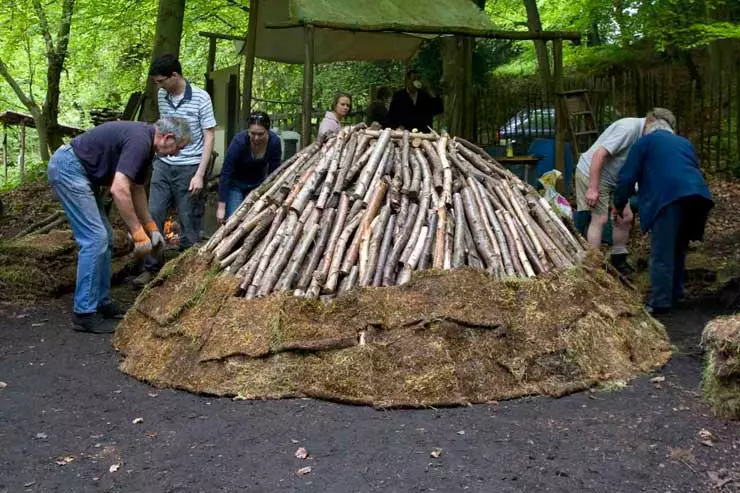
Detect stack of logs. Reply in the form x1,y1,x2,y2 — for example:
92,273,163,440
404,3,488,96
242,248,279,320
89,108,122,126
202,125,586,300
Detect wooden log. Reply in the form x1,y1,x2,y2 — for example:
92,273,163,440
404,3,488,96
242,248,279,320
421,140,444,193
362,144,391,204
364,129,437,140
494,209,524,277
353,128,391,199
400,134,412,195
444,216,453,270
343,139,375,187
315,192,350,284
372,214,396,287
225,208,276,273
526,195,578,260
529,214,572,269
360,204,390,286
31,216,67,235
432,206,447,269
418,211,437,270
297,208,335,290
345,180,387,275
400,156,431,264
538,196,583,253
468,178,503,275
257,208,310,296
332,132,359,194
317,131,346,208
451,193,467,268
325,214,362,293
513,218,546,275
462,217,484,270
395,194,409,238
204,143,316,252
219,247,242,270
251,211,297,295
238,234,270,292
447,141,487,182
436,133,452,206
503,184,546,264
292,149,331,214
214,206,276,260
338,265,359,293
405,225,428,270
278,223,320,291
283,163,317,210
472,179,513,276
382,202,418,286
461,187,498,275
14,210,64,238
408,151,422,198
499,210,534,277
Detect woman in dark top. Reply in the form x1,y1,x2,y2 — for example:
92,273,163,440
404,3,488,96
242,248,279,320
217,112,282,223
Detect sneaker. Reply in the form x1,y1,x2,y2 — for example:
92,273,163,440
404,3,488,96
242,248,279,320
72,312,115,334
98,302,126,319
132,270,154,290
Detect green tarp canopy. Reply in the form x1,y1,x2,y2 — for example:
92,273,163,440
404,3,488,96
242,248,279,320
246,0,496,64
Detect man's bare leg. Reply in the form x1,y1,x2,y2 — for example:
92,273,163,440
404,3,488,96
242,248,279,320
611,203,633,256
587,213,608,249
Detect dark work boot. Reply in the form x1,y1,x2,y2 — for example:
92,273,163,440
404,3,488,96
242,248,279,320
610,253,634,276
72,312,115,334
98,302,126,319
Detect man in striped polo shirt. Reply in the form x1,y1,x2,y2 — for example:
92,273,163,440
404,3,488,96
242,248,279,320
134,54,217,288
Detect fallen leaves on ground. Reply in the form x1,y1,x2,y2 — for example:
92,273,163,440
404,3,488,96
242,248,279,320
430,448,443,458
296,466,312,476
294,447,309,460
109,463,121,473
55,456,75,466
131,417,144,424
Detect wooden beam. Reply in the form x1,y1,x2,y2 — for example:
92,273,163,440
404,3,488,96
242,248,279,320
198,31,247,42
19,122,25,183
241,0,260,127
552,39,566,194
302,24,315,143
264,22,581,41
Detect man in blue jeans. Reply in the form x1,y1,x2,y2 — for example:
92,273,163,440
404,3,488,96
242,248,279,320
47,117,191,333
613,117,713,314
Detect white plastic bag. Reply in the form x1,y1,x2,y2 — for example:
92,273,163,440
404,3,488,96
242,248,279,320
539,170,573,219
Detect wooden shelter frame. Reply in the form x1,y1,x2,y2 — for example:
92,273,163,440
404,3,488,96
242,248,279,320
199,0,580,178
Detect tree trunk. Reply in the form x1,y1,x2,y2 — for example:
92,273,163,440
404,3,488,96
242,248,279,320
442,36,474,140
140,0,186,123
522,0,552,95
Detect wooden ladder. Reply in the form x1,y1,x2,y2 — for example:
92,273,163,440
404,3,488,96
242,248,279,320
559,89,599,160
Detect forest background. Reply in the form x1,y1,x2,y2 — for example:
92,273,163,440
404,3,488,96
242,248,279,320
0,0,739,189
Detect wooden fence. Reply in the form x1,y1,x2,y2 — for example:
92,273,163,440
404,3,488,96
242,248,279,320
475,39,740,173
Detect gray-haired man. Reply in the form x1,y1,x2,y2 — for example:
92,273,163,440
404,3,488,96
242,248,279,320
575,107,676,274
47,117,191,333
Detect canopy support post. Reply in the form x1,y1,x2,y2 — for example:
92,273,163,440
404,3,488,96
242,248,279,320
302,24,315,144
241,0,260,127
552,39,566,194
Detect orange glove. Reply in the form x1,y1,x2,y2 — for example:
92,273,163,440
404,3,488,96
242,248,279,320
132,227,152,259
143,220,165,254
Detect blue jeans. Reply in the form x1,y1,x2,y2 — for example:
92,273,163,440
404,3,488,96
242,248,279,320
650,201,690,309
225,181,256,218
48,145,112,314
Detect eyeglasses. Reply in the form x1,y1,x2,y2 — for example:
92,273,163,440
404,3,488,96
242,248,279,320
152,75,172,85
248,112,270,127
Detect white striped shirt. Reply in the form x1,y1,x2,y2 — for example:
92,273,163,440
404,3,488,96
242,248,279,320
157,81,217,166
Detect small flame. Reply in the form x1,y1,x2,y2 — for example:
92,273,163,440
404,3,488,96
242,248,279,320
163,219,179,244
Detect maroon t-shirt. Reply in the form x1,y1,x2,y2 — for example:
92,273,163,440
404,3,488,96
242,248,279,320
70,121,155,186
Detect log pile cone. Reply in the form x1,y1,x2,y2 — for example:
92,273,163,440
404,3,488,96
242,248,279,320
202,125,587,299
113,127,671,407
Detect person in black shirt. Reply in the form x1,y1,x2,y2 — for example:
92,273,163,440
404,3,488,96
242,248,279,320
387,70,444,132
47,117,191,333
366,86,392,128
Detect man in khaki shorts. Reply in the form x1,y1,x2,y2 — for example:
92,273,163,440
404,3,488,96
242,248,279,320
575,108,676,274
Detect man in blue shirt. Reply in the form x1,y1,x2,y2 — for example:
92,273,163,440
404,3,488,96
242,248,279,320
613,119,713,314
47,117,191,332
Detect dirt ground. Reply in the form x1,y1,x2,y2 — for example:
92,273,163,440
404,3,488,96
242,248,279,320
2,179,740,491
1,287,739,492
